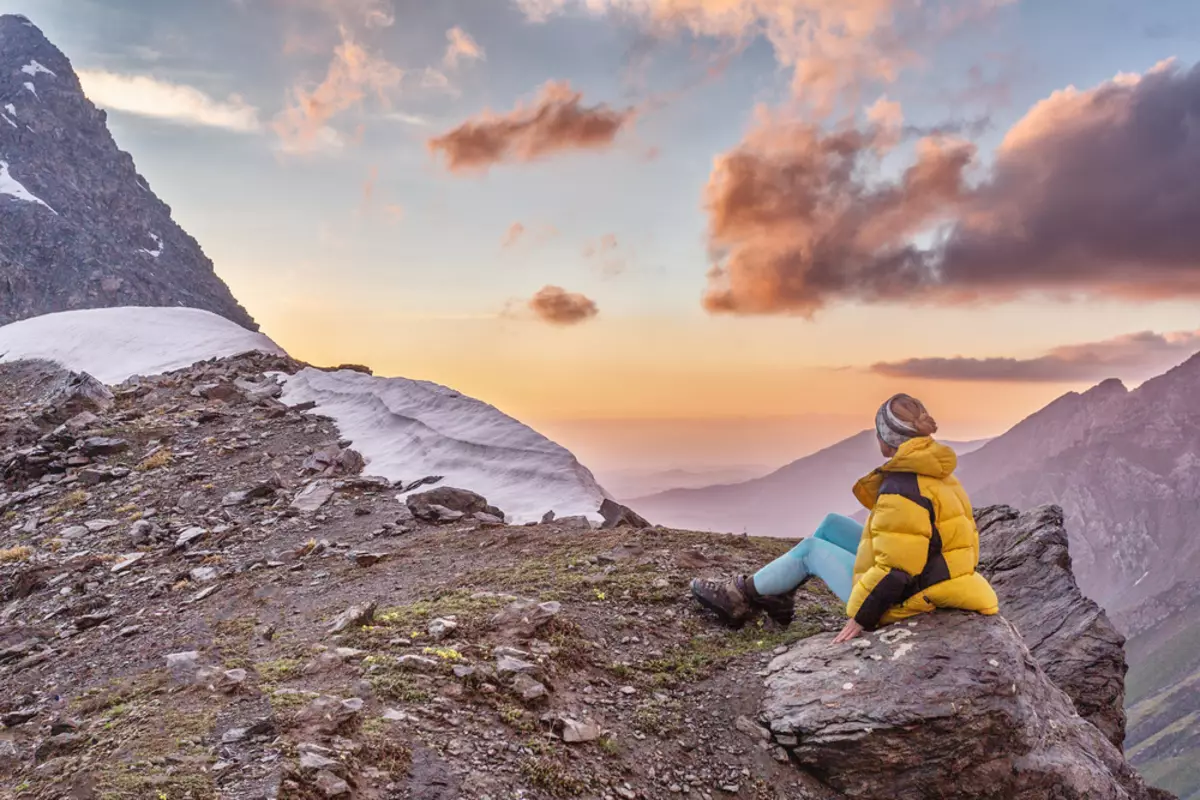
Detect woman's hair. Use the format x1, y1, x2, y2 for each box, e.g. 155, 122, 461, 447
889, 394, 938, 436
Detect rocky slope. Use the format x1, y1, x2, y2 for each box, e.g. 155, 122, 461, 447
0, 14, 256, 330
957, 354, 1200, 799
0, 354, 1165, 799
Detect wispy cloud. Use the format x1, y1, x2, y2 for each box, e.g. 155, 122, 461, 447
428, 81, 636, 172
273, 31, 404, 154
511, 0, 1012, 113
443, 27, 485, 69
871, 329, 1200, 383
502, 222, 527, 248
77, 70, 261, 133
583, 233, 626, 276
528, 285, 600, 325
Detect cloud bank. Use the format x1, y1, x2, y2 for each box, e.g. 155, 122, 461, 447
704, 60, 1200, 315
872, 329, 1200, 383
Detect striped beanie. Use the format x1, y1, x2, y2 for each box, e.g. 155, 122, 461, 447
875, 393, 921, 449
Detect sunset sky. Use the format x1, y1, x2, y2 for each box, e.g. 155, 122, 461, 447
4, 0, 1200, 473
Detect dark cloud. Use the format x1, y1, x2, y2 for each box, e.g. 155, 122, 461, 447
428, 81, 636, 172
703, 60, 1200, 315
872, 329, 1200, 383
528, 285, 599, 325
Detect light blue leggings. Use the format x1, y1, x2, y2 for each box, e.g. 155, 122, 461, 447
752, 513, 861, 603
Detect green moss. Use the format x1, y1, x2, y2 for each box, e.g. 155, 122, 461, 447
520, 756, 588, 796
97, 764, 215, 799
639, 617, 822, 685
346, 589, 510, 648
365, 657, 433, 704
256, 657, 304, 684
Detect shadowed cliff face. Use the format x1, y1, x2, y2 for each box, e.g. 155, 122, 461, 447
758, 504, 1174, 800
0, 14, 256, 330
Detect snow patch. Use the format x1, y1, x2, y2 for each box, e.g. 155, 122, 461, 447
278, 368, 611, 525
138, 232, 163, 258
1, 112, 15, 128
0, 307, 283, 385
4, 103, 14, 116
21, 60, 56, 78
1133, 570, 1150, 587
23, 81, 37, 98
0, 160, 55, 212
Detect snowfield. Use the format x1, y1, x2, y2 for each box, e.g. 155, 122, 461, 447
279, 368, 610, 524
0, 306, 610, 523
0, 307, 283, 384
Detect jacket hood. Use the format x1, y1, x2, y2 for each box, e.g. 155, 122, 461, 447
853, 437, 958, 509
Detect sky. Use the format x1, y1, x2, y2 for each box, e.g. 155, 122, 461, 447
3, 0, 1200, 475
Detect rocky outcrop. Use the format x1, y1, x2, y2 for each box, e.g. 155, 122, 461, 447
0, 14, 256, 329
759, 505, 1173, 799
760, 613, 1165, 800
976, 504, 1128, 748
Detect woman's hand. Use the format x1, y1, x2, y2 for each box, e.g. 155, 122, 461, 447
833, 619, 864, 644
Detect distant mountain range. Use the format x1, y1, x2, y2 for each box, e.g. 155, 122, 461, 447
629, 432, 989, 536
602, 464, 771, 500
0, 14, 255, 329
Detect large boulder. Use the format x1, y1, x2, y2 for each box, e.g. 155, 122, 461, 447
760, 612, 1163, 800
406, 486, 504, 523
976, 504, 1128, 747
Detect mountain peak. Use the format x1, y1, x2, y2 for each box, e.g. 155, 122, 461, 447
1084, 376, 1129, 397
0, 15, 257, 330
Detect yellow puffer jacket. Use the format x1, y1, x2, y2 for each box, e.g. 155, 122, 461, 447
846, 436, 999, 630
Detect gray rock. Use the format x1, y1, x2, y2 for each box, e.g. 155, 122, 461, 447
79, 436, 128, 456
110, 552, 146, 573
174, 526, 207, 549
491, 599, 562, 640
977, 505, 1128, 747
327, 602, 375, 634
313, 769, 350, 797
511, 673, 548, 704
395, 655, 439, 672
189, 566, 218, 583
0, 739, 19, 768
129, 519, 155, 545
295, 696, 361, 735
555, 515, 595, 530
760, 613, 1161, 799
300, 748, 344, 774
599, 498, 652, 530
406, 486, 504, 523
496, 654, 539, 675
559, 718, 601, 743
428, 617, 458, 641
292, 479, 335, 513
84, 518, 117, 532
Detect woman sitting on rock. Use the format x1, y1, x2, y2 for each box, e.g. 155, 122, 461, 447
691, 393, 999, 643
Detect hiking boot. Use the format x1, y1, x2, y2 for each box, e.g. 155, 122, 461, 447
742, 576, 796, 628
690, 576, 754, 628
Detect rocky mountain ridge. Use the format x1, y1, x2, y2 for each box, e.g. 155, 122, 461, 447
0, 353, 1170, 799
0, 14, 256, 330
